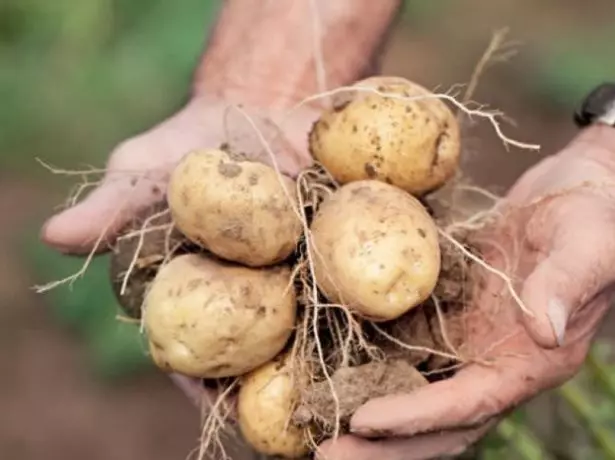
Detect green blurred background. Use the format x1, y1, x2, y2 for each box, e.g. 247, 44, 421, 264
3, 0, 615, 459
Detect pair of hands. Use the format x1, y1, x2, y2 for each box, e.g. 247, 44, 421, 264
41, 94, 615, 460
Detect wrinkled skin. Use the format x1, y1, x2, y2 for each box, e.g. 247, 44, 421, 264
41, 93, 615, 459
41, 96, 318, 407
317, 126, 615, 460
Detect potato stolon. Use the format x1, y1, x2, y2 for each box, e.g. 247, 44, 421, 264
309, 76, 460, 195
167, 148, 302, 267
310, 180, 441, 321
143, 253, 297, 378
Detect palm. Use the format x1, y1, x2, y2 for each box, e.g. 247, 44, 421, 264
41, 97, 317, 254
40, 96, 319, 407
317, 127, 615, 460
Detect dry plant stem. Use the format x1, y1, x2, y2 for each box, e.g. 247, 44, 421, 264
462, 27, 518, 107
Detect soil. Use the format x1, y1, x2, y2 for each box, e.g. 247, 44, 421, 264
294, 359, 428, 435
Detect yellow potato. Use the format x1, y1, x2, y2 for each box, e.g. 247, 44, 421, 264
167, 148, 302, 267
310, 180, 441, 321
309, 76, 460, 195
144, 253, 296, 378
238, 353, 309, 459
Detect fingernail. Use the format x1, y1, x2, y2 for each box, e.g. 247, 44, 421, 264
547, 298, 568, 346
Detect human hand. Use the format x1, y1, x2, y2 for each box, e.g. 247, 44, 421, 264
317, 125, 615, 460
40, 95, 319, 405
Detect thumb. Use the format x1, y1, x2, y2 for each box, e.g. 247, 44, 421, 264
41, 166, 170, 255
521, 226, 615, 348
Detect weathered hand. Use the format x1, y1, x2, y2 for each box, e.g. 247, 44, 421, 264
317, 126, 615, 460
40, 95, 318, 405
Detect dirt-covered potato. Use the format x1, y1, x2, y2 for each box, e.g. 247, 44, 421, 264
167, 148, 302, 267
309, 76, 460, 196
109, 201, 189, 319
238, 353, 309, 459
310, 180, 441, 321
143, 253, 297, 378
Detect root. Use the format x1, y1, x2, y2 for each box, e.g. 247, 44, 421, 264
462, 27, 520, 107
33, 209, 120, 293
437, 229, 531, 317
286, 85, 540, 152
118, 209, 172, 296
195, 379, 239, 460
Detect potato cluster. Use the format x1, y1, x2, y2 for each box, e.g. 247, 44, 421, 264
110, 76, 461, 458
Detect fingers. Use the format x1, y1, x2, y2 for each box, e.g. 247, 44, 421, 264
348, 358, 532, 439
41, 167, 169, 254
521, 212, 615, 348
317, 422, 494, 460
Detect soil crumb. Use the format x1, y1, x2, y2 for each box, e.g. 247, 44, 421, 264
293, 359, 428, 433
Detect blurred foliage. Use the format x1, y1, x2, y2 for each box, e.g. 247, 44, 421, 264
2, 0, 220, 378
530, 28, 615, 109
0, 0, 220, 175
5, 0, 615, 458
23, 227, 152, 380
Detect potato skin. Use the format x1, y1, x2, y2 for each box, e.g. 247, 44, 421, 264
311, 180, 441, 321
309, 76, 460, 196
238, 354, 308, 458
143, 253, 296, 378
167, 149, 302, 267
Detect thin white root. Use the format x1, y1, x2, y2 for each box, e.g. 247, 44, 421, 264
431, 295, 459, 356
119, 209, 172, 296
33, 209, 120, 293
196, 380, 238, 460
372, 324, 461, 363
462, 27, 519, 106
438, 229, 532, 317
288, 85, 540, 152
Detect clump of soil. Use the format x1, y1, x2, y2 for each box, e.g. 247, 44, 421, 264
109, 201, 194, 318
293, 359, 429, 433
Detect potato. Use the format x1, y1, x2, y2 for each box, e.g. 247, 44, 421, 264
143, 253, 297, 378
167, 148, 302, 267
310, 180, 441, 321
238, 353, 309, 458
309, 76, 460, 195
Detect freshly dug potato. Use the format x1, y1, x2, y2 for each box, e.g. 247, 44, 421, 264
310, 180, 441, 321
143, 253, 297, 378
309, 76, 460, 196
238, 353, 309, 459
167, 148, 302, 267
